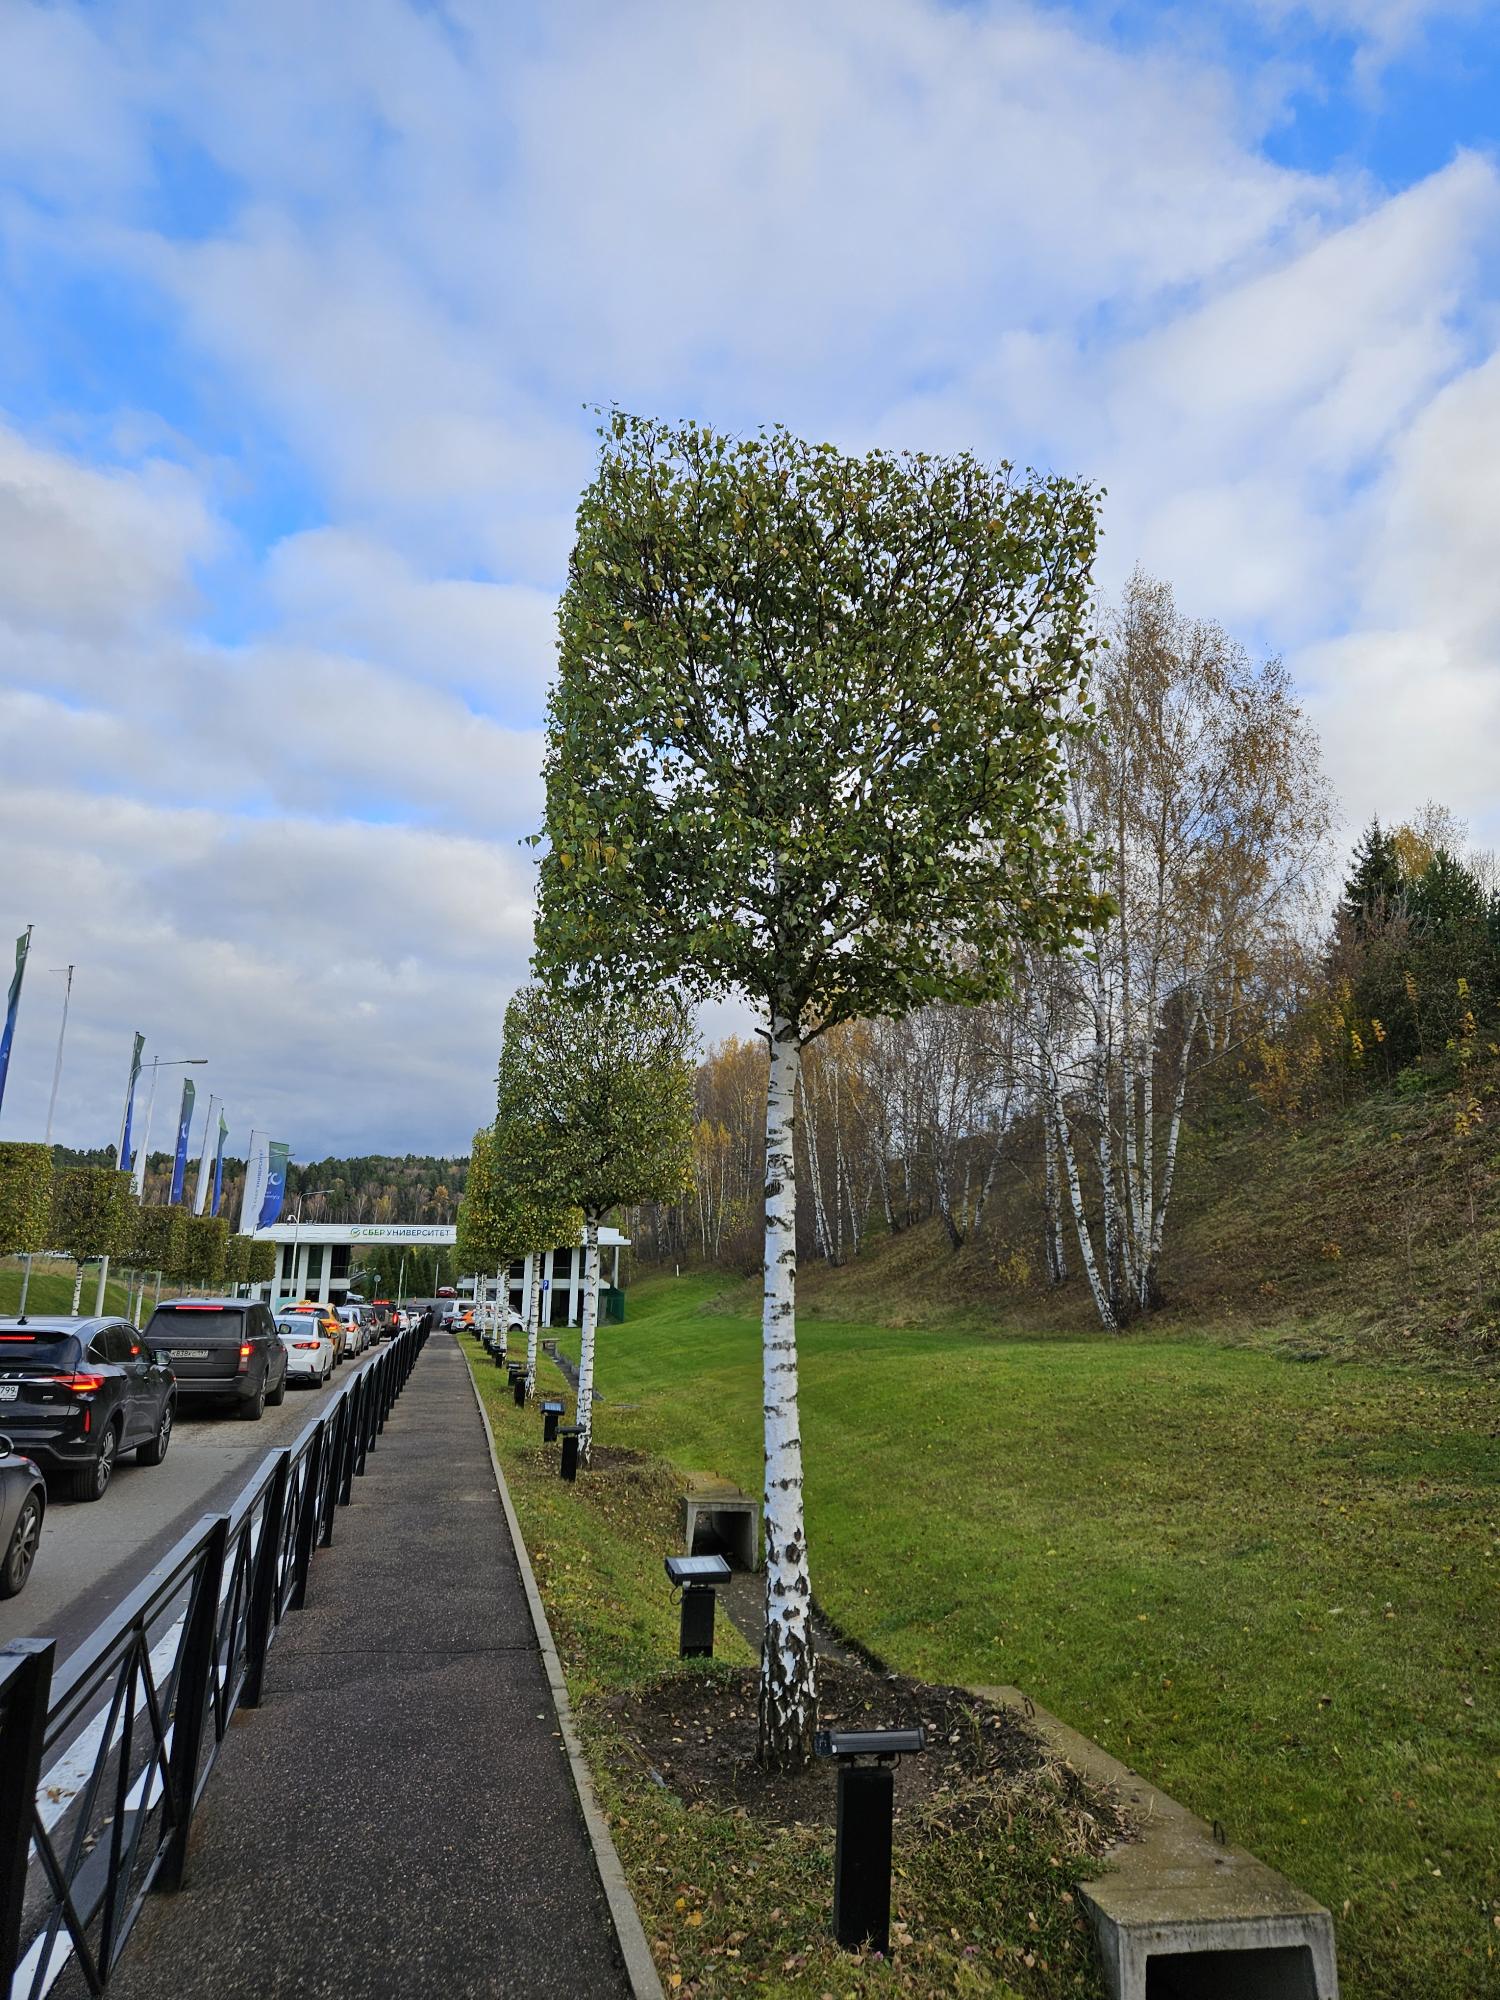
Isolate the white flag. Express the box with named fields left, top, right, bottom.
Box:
left=239, top=1130, right=268, bottom=1233
left=194, top=1095, right=217, bottom=1215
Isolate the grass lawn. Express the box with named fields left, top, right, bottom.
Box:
left=0, top=1257, right=134, bottom=1318
left=542, top=1275, right=1499, bottom=2000
left=465, top=1334, right=1118, bottom=1998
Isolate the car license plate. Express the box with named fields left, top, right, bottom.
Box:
left=0, top=1385, right=17, bottom=1400
left=168, top=1349, right=210, bottom=1360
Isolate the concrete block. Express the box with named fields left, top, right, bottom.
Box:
left=973, top=1688, right=1338, bottom=2000
left=682, top=1472, right=759, bottom=1572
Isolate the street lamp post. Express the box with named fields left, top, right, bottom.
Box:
left=283, top=1189, right=332, bottom=1307
left=131, top=1057, right=209, bottom=1199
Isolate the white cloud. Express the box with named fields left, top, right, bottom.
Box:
left=0, top=785, right=534, bottom=1155
left=0, top=423, right=219, bottom=636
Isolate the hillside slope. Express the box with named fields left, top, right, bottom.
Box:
left=684, top=1067, right=1500, bottom=1372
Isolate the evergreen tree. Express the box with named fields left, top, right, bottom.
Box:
left=1340, top=820, right=1404, bottom=934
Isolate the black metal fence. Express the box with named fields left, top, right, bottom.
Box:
left=0, top=1320, right=428, bottom=2000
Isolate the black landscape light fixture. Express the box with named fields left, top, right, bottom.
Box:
left=815, top=1724, right=927, bottom=1956
left=559, top=1423, right=581, bottom=1482
left=664, top=1552, right=731, bottom=1659
left=541, top=1398, right=565, bottom=1443
left=512, top=1370, right=526, bottom=1407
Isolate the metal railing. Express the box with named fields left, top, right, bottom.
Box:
left=0, top=1320, right=429, bottom=1999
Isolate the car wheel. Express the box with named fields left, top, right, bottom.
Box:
left=69, top=1422, right=119, bottom=1502
left=0, top=1491, right=43, bottom=1597
left=267, top=1360, right=287, bottom=1406
left=240, top=1378, right=267, bottom=1422
left=136, top=1399, right=174, bottom=1466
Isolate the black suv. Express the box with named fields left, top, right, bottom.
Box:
left=0, top=1317, right=176, bottom=1502
left=142, top=1298, right=288, bottom=1419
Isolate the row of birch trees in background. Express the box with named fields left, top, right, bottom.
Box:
left=630, top=571, right=1331, bottom=1331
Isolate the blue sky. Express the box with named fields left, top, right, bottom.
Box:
left=1, top=0, right=1497, bottom=1154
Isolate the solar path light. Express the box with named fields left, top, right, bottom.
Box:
left=664, top=1552, right=730, bottom=1659
left=814, top=1725, right=926, bottom=1955
left=541, top=1398, right=565, bottom=1443
left=559, top=1423, right=581, bottom=1482
left=512, top=1370, right=526, bottom=1407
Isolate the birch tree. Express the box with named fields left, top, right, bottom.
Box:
left=489, top=1114, right=582, bottom=1401
left=50, top=1168, right=134, bottom=1313
left=495, top=984, right=693, bottom=1458
left=533, top=412, right=1104, bottom=1771
left=1033, top=572, right=1330, bottom=1324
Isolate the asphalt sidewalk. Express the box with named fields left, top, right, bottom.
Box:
left=88, top=1330, right=635, bottom=1999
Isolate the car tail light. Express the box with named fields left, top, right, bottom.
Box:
left=237, top=1342, right=253, bottom=1375
left=294, top=1341, right=319, bottom=1350
left=52, top=1372, right=107, bottom=1393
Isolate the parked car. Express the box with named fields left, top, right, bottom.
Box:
left=281, top=1301, right=347, bottom=1360
left=0, top=1316, right=176, bottom=1501
left=0, top=1433, right=46, bottom=1595
left=274, top=1317, right=335, bottom=1387
left=142, top=1298, right=287, bottom=1419
left=360, top=1306, right=382, bottom=1343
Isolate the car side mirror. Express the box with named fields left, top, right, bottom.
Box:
left=0, top=1435, right=12, bottom=1456
left=153, top=1349, right=171, bottom=1369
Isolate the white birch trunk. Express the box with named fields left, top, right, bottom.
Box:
left=798, top=1069, right=832, bottom=1262
left=575, top=1214, right=600, bottom=1466
left=759, top=1017, right=816, bottom=1772
left=1143, top=999, right=1201, bottom=1306
left=70, top=1264, right=84, bottom=1314
left=525, top=1251, right=542, bottom=1398
left=1042, top=1108, right=1067, bottom=1282
left=1031, top=1009, right=1117, bottom=1331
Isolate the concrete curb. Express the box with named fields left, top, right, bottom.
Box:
left=461, top=1347, right=666, bottom=2000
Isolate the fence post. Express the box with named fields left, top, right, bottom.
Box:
left=319, top=1400, right=344, bottom=1546
left=159, top=1516, right=229, bottom=1892
left=290, top=1426, right=323, bottom=1610
left=242, top=1454, right=290, bottom=1709
left=0, top=1639, right=55, bottom=1984
left=337, top=1385, right=358, bottom=1506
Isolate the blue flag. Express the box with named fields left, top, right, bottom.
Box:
left=169, top=1077, right=196, bottom=1205
left=0, top=927, right=31, bottom=1120
left=258, top=1140, right=290, bottom=1227
left=117, top=1032, right=145, bottom=1170
left=211, top=1108, right=229, bottom=1217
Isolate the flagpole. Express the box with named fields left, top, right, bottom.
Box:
left=16, top=956, right=69, bottom=1319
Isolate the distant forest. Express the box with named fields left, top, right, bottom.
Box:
left=50, top=1148, right=471, bottom=1224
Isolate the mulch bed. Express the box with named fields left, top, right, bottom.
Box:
left=603, top=1656, right=1122, bottom=1841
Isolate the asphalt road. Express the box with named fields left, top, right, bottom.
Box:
left=0, top=1342, right=394, bottom=1662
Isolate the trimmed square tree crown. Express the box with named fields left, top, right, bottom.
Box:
left=534, top=413, right=1106, bottom=1770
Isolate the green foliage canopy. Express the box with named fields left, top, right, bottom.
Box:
left=130, top=1204, right=186, bottom=1277
left=535, top=412, right=1107, bottom=1028
left=50, top=1167, right=134, bottom=1264
left=496, top=985, right=693, bottom=1222
left=0, top=1142, right=54, bottom=1256
left=181, top=1214, right=229, bottom=1288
